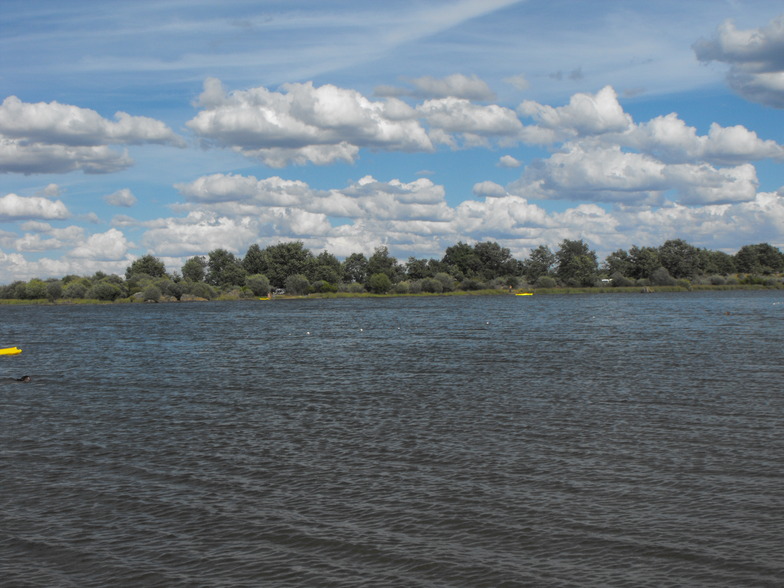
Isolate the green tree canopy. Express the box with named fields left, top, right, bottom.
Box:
left=366, top=246, right=402, bottom=282
left=523, top=245, right=555, bottom=283
left=126, top=254, right=167, bottom=280
left=342, top=252, right=368, bottom=284
left=206, top=249, right=247, bottom=288
left=182, top=256, right=207, bottom=282
left=734, top=243, right=784, bottom=274
left=627, top=245, right=661, bottom=280
left=262, top=241, right=314, bottom=288
left=242, top=244, right=266, bottom=275
left=555, top=239, right=598, bottom=287
left=658, top=239, right=701, bottom=279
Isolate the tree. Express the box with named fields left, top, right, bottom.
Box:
left=342, top=252, right=368, bottom=284
left=735, top=243, right=784, bottom=274
left=658, top=239, right=700, bottom=279
left=406, top=257, right=434, bottom=281
left=262, top=241, right=314, bottom=288
left=555, top=239, right=598, bottom=287
left=242, top=244, right=266, bottom=275
left=126, top=254, right=166, bottom=280
left=522, top=245, right=555, bottom=283
left=473, top=241, right=516, bottom=280
left=367, top=246, right=402, bottom=282
left=309, top=251, right=342, bottom=284
left=603, top=249, right=631, bottom=277
left=441, top=241, right=479, bottom=279
left=182, top=256, right=207, bottom=282
left=206, top=249, right=247, bottom=288
left=627, top=245, right=660, bottom=280
left=700, top=249, right=736, bottom=275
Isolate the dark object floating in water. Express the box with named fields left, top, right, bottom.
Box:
left=16, top=375, right=30, bottom=383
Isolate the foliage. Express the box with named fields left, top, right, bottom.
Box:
left=342, top=252, right=368, bottom=284
left=555, top=239, right=598, bottom=287
left=206, top=249, right=247, bottom=288
left=142, top=285, right=162, bottom=302
left=367, top=272, right=393, bottom=294
left=261, top=241, right=314, bottom=288
left=245, top=274, right=271, bottom=296
left=285, top=273, right=310, bottom=295
left=522, top=244, right=555, bottom=283
left=182, top=256, right=207, bottom=282
left=658, top=239, right=701, bottom=279
left=126, top=254, right=167, bottom=280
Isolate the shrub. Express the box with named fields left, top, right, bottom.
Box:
left=187, top=281, right=216, bottom=300
left=420, top=277, right=443, bottom=293
left=535, top=276, right=557, bottom=288
left=392, top=281, right=410, bottom=294
left=339, top=282, right=366, bottom=293
left=460, top=278, right=484, bottom=291
left=142, top=285, right=162, bottom=302
left=367, top=273, right=392, bottom=294
left=650, top=267, right=676, bottom=286
left=285, top=273, right=310, bottom=295
left=64, top=282, right=87, bottom=299
left=245, top=274, right=271, bottom=296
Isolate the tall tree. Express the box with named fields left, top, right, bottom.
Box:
left=126, top=254, right=167, bottom=280
left=182, top=256, right=207, bottom=282
left=441, top=241, right=479, bottom=279
left=206, top=249, right=247, bottom=288
left=242, top=244, right=266, bottom=275
left=262, top=241, right=314, bottom=288
left=473, top=241, right=516, bottom=280
left=342, top=252, right=368, bottom=284
left=366, top=246, right=402, bottom=282
left=658, top=239, right=701, bottom=279
left=627, top=245, right=661, bottom=280
left=523, top=245, right=555, bottom=283
left=735, top=243, right=784, bottom=274
left=555, top=239, right=598, bottom=287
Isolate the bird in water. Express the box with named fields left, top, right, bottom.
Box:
left=16, top=375, right=30, bottom=383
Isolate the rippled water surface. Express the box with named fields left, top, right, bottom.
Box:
left=1, top=291, right=783, bottom=587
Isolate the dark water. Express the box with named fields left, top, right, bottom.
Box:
left=1, top=291, right=783, bottom=587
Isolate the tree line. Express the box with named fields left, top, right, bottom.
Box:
left=1, top=239, right=782, bottom=302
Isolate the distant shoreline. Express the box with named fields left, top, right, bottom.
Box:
left=0, top=283, right=781, bottom=306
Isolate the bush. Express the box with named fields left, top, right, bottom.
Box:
left=187, top=281, right=216, bottom=300
left=87, top=281, right=123, bottom=301
left=64, top=282, right=87, bottom=299
left=245, top=274, right=271, bottom=296
left=460, top=278, right=484, bottom=291
left=339, top=282, right=366, bottom=293
left=535, top=276, right=557, bottom=288
left=392, top=281, right=410, bottom=294
left=367, top=273, right=392, bottom=294
left=309, top=280, right=337, bottom=293
left=420, top=277, right=443, bottom=293
left=285, top=273, right=310, bottom=295
left=434, top=272, right=455, bottom=292
left=142, top=285, right=162, bottom=302
left=610, top=272, right=634, bottom=287
left=650, top=267, right=676, bottom=286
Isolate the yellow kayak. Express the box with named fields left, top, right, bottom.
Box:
left=0, top=346, right=22, bottom=355
left=515, top=293, right=534, bottom=296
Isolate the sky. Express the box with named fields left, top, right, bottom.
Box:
left=1, top=0, right=784, bottom=283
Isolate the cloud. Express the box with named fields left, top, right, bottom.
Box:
left=518, top=86, right=632, bottom=139
left=69, top=228, right=130, bottom=260
left=187, top=78, right=433, bottom=167
left=473, top=181, right=507, bottom=197
left=498, top=155, right=522, bottom=168
left=503, top=74, right=530, bottom=91
left=418, top=97, right=524, bottom=147
left=104, top=188, right=137, bottom=207
left=0, top=193, right=70, bottom=220
left=624, top=114, right=784, bottom=164
left=694, top=15, right=784, bottom=108
left=0, top=96, right=184, bottom=174
left=378, top=74, right=496, bottom=100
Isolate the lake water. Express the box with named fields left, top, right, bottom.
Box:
left=1, top=291, right=783, bottom=587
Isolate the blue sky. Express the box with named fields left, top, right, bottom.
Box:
left=1, top=0, right=783, bottom=282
